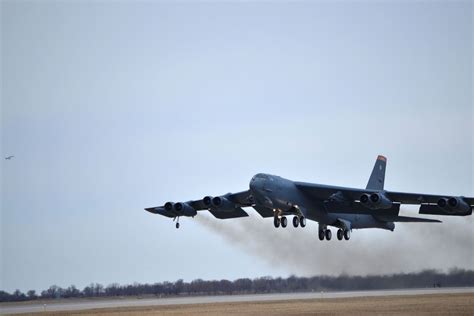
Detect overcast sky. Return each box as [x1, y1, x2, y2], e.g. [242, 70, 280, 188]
[1, 1, 473, 293]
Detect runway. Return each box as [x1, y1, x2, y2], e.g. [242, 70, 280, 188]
[1, 287, 473, 314]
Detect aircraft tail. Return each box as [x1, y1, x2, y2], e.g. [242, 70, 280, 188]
[366, 155, 387, 190]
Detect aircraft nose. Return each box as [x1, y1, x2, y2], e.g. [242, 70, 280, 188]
[249, 176, 263, 191]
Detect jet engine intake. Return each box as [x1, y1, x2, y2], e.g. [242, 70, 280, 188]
[210, 196, 235, 211]
[203, 196, 213, 208]
[164, 202, 174, 212]
[438, 197, 470, 214]
[360, 192, 392, 209]
[173, 202, 197, 217]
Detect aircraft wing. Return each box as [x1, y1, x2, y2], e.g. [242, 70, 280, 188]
[295, 182, 367, 201]
[144, 206, 176, 217]
[145, 190, 254, 219]
[384, 191, 474, 205]
[295, 182, 473, 216]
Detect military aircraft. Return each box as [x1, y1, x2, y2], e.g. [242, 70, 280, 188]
[145, 156, 473, 240]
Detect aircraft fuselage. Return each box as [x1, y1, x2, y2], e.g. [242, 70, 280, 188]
[145, 155, 469, 239]
[249, 173, 395, 231]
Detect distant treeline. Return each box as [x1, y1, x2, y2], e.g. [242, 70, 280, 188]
[1, 269, 473, 303]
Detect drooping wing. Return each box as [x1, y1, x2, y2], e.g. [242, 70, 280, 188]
[252, 205, 274, 218]
[144, 207, 176, 218]
[209, 208, 249, 219]
[384, 192, 473, 216]
[295, 182, 369, 201]
[295, 182, 473, 215]
[145, 190, 254, 219]
[384, 191, 474, 205]
[295, 182, 378, 215]
[186, 190, 254, 210]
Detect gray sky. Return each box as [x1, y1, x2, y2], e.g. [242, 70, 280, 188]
[1, 1, 473, 293]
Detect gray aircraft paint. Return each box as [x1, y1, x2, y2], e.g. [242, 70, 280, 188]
[248, 171, 395, 231]
[366, 155, 387, 190]
[146, 156, 471, 237]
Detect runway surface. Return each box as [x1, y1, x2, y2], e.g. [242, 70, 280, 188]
[1, 287, 473, 314]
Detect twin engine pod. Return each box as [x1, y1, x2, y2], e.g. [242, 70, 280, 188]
[437, 197, 470, 214]
[203, 195, 235, 211]
[164, 201, 197, 217]
[360, 192, 393, 209]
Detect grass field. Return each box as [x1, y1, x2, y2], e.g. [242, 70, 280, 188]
[17, 293, 474, 315]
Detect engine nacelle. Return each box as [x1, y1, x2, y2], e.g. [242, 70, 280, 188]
[203, 196, 213, 208]
[438, 197, 470, 214]
[164, 202, 174, 212]
[360, 192, 393, 209]
[173, 202, 197, 217]
[210, 196, 235, 211]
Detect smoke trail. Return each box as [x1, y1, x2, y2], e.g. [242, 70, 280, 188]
[196, 209, 474, 276]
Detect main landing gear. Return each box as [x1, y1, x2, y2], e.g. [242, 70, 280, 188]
[273, 216, 288, 228]
[337, 229, 351, 240]
[274, 215, 306, 229]
[274, 217, 280, 228]
[319, 226, 350, 241]
[318, 228, 332, 240]
[292, 216, 306, 228]
[336, 229, 350, 240]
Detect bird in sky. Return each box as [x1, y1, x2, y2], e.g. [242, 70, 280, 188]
[5, 156, 14, 160]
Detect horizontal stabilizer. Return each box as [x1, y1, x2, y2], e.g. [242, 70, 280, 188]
[208, 207, 249, 219]
[375, 215, 441, 223]
[252, 206, 274, 218]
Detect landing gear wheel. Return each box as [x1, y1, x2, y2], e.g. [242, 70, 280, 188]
[300, 217, 306, 227]
[176, 222, 180, 229]
[274, 217, 280, 228]
[325, 229, 332, 240]
[337, 229, 343, 240]
[281, 216, 288, 228]
[318, 230, 325, 241]
[292, 216, 299, 228]
[344, 230, 351, 240]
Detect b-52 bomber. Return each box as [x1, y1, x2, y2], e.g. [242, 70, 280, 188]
[145, 156, 473, 240]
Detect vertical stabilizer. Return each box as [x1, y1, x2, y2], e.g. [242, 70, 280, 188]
[366, 155, 387, 190]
